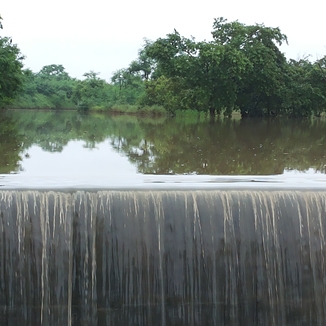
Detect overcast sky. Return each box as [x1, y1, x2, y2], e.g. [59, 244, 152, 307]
[2, 0, 326, 81]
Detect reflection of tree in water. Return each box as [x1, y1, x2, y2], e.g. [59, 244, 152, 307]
[1, 110, 150, 173]
[0, 112, 24, 173]
[114, 118, 326, 175]
[7, 110, 118, 153]
[2, 110, 326, 175]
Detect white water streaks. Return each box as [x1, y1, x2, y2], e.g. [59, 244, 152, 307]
[0, 189, 326, 325]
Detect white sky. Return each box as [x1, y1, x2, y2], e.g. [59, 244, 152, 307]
[1, 0, 326, 81]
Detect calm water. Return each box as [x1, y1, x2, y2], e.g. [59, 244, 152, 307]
[1, 109, 326, 188]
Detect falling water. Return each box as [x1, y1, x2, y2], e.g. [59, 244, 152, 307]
[0, 190, 326, 325]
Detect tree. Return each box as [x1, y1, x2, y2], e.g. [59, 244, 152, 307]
[139, 75, 188, 114]
[72, 71, 111, 110]
[111, 67, 145, 105]
[33, 65, 76, 108]
[8, 65, 78, 109]
[310, 56, 326, 116]
[143, 27, 249, 116]
[38, 64, 70, 80]
[211, 18, 288, 117]
[141, 18, 289, 117]
[282, 56, 326, 117]
[128, 40, 156, 81]
[0, 16, 25, 106]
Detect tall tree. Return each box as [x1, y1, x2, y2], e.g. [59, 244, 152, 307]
[141, 18, 289, 117]
[211, 18, 288, 117]
[283, 56, 326, 117]
[143, 27, 249, 116]
[38, 64, 70, 80]
[128, 40, 156, 81]
[0, 15, 25, 106]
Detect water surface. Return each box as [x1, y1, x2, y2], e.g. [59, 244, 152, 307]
[1, 110, 326, 188]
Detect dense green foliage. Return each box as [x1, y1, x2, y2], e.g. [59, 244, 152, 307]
[0, 16, 25, 106]
[9, 65, 150, 112]
[3, 17, 326, 117]
[140, 18, 326, 117]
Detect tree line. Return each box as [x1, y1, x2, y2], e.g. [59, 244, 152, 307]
[1, 15, 326, 118]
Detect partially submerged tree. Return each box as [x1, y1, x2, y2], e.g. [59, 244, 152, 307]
[211, 18, 288, 117]
[282, 56, 326, 117]
[136, 18, 297, 117]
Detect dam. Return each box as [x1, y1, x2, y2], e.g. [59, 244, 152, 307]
[1, 188, 325, 325]
[2, 111, 326, 325]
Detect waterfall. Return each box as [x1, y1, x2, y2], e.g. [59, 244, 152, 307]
[0, 190, 325, 325]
